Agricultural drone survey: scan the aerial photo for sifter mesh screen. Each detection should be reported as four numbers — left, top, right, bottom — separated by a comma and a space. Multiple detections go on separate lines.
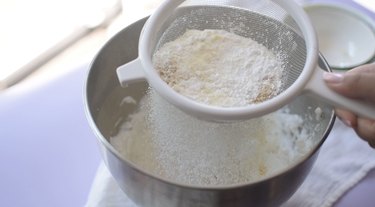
152, 0, 307, 92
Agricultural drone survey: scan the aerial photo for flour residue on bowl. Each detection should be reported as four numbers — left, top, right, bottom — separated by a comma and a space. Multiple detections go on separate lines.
110, 89, 316, 186
153, 29, 285, 106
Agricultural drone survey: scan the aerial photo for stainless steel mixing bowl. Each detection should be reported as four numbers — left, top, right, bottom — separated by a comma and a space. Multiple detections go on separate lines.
84, 17, 335, 207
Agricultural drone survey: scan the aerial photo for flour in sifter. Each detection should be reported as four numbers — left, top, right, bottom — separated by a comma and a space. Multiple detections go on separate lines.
153, 29, 285, 107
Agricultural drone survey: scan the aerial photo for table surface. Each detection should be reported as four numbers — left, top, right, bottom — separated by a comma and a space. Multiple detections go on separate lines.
1, 0, 375, 206
0, 66, 101, 207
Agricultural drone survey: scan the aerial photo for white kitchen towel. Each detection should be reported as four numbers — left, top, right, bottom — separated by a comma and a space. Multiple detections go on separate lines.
85, 119, 375, 207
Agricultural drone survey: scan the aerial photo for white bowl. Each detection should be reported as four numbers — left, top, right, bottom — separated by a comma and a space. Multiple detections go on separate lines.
304, 3, 375, 69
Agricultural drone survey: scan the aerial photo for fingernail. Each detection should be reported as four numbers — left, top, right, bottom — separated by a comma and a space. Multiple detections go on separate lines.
323, 72, 344, 83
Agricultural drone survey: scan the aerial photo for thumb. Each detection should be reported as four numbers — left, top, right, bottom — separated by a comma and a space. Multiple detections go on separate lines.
323, 65, 375, 103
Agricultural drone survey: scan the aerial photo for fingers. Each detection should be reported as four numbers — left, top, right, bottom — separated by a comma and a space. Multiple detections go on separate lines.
323, 64, 375, 102
335, 108, 357, 127
335, 108, 375, 148
323, 64, 375, 148
354, 117, 375, 148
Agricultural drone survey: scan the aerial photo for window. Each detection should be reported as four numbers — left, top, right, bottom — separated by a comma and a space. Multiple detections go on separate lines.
0, 0, 120, 88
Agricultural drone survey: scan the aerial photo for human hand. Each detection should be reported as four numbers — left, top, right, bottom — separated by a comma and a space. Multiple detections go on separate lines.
323, 64, 375, 148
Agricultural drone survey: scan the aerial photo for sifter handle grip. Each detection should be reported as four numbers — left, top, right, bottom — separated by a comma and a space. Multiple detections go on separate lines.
306, 67, 375, 120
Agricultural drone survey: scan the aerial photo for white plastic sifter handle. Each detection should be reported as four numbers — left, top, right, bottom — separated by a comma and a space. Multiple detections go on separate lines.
306, 67, 375, 120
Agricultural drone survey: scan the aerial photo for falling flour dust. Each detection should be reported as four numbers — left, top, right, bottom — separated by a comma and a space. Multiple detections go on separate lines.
110, 90, 317, 186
